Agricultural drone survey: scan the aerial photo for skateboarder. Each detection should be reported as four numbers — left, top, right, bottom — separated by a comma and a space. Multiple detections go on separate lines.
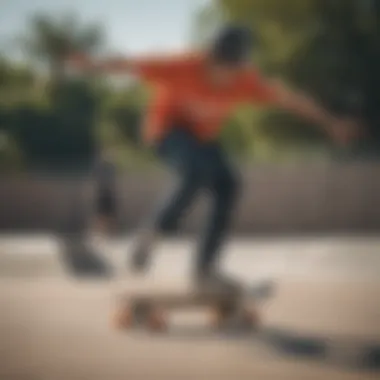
68, 25, 362, 293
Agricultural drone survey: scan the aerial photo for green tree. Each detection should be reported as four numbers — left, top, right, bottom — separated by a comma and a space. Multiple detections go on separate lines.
0, 57, 35, 90
191, 3, 224, 48
0, 131, 24, 173
21, 12, 103, 86
213, 0, 380, 157
103, 84, 147, 147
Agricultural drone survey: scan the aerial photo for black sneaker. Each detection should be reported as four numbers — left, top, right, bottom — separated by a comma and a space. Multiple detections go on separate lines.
128, 244, 151, 273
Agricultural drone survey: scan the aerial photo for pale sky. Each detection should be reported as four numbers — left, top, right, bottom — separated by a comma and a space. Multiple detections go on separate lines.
0, 0, 211, 56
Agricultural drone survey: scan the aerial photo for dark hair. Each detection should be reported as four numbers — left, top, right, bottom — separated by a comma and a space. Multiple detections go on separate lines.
210, 25, 254, 65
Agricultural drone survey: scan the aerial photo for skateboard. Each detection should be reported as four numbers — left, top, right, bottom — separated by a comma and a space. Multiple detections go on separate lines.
111, 280, 275, 332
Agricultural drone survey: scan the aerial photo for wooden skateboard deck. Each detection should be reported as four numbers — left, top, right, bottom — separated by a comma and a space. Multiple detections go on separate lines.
112, 281, 275, 332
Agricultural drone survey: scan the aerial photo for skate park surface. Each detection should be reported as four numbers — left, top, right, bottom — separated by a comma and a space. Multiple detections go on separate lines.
1, 235, 380, 380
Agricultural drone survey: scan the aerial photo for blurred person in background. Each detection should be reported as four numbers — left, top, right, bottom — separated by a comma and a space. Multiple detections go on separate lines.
59, 144, 118, 278
91, 145, 119, 238
68, 24, 363, 293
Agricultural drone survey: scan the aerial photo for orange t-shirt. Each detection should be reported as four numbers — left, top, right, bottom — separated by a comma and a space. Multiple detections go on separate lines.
133, 54, 279, 144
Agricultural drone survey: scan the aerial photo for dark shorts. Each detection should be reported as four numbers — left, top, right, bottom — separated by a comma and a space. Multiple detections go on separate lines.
155, 128, 239, 187
95, 191, 117, 218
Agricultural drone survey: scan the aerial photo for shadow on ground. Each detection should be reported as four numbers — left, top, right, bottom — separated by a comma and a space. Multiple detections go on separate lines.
130, 326, 380, 372
262, 328, 380, 372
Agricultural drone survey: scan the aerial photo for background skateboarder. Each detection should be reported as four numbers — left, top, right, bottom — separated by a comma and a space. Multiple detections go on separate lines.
91, 146, 119, 237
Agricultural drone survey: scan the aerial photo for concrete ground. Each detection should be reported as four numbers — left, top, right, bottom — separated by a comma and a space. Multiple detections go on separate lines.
0, 235, 380, 380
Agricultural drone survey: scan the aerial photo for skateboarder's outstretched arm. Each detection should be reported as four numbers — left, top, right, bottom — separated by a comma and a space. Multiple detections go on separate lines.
66, 52, 364, 146
65, 52, 190, 82
248, 75, 364, 146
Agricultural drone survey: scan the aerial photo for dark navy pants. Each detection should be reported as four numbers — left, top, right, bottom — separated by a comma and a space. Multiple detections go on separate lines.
152, 129, 241, 275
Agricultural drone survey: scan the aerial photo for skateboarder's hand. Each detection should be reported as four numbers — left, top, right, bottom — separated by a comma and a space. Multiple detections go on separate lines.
328, 118, 365, 147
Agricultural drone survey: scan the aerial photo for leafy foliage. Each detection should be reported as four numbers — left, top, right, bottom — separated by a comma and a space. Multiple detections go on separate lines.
2, 4, 380, 172
21, 13, 103, 85
216, 0, 380, 156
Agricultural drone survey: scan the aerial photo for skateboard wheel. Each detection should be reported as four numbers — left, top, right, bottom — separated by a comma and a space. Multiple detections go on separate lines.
211, 301, 237, 328
146, 307, 167, 332
212, 305, 260, 330
112, 305, 133, 330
